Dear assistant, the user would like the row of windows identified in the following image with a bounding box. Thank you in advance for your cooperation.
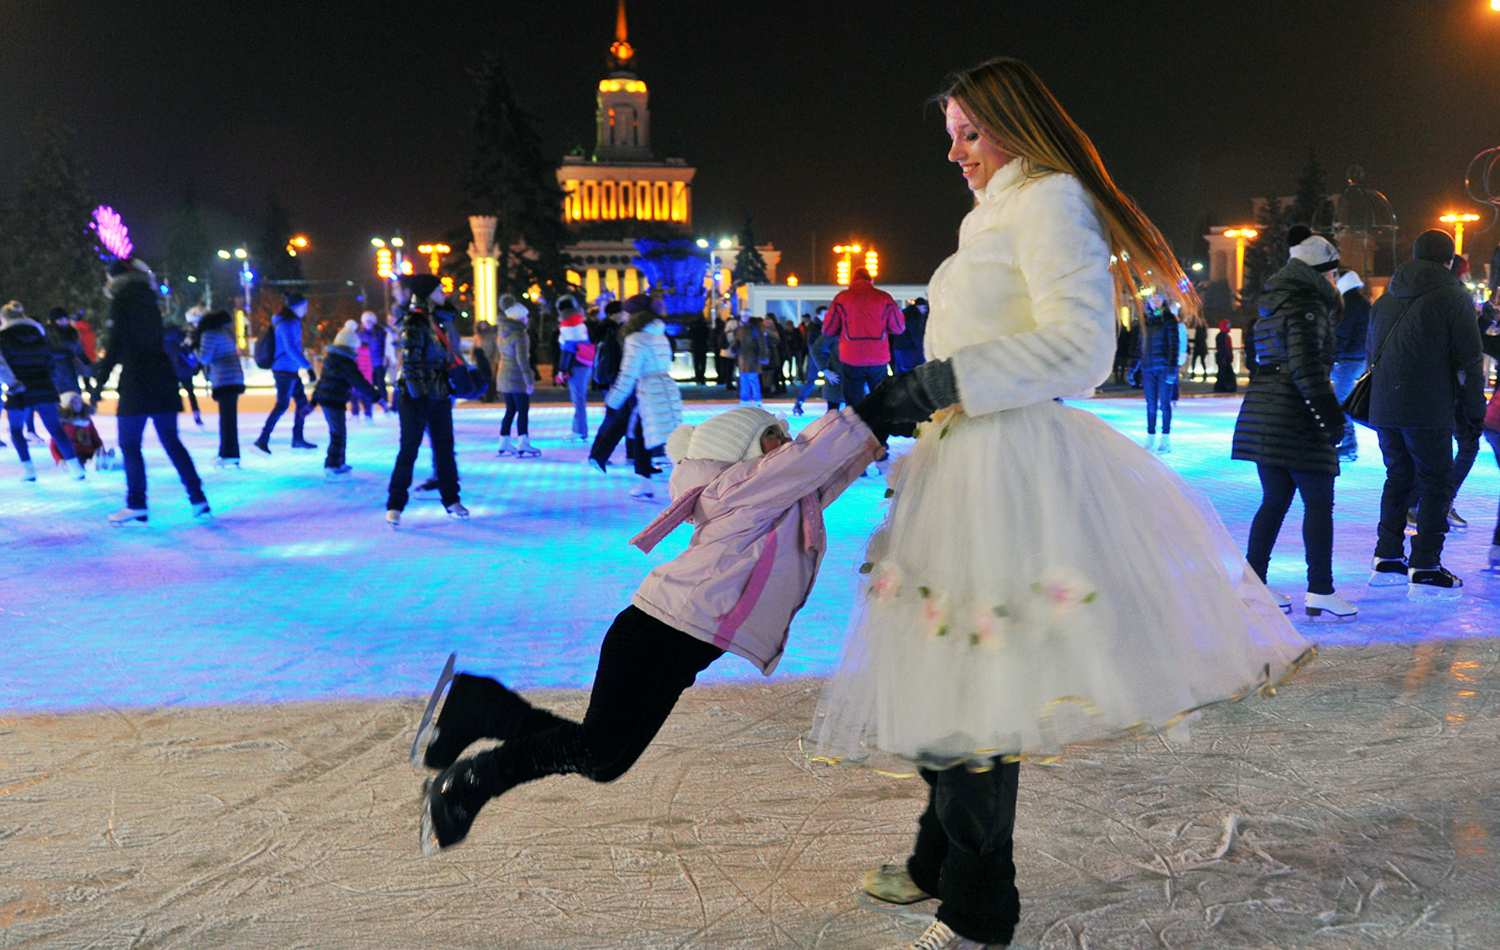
[566,268,645,302]
[563,179,689,223]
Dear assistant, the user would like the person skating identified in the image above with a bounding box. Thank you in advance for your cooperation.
[555,295,595,441]
[253,292,317,455]
[812,59,1312,950]
[1213,318,1238,392]
[1231,229,1357,620]
[93,260,209,524]
[313,321,382,479]
[415,405,884,853]
[385,274,465,525]
[357,311,391,411]
[1136,293,1181,454]
[194,310,245,468]
[604,295,683,499]
[891,297,929,375]
[822,267,905,406]
[494,296,539,458]
[1365,229,1486,599]
[162,312,203,427]
[1330,270,1370,461]
[0,302,86,482]
[46,307,90,398]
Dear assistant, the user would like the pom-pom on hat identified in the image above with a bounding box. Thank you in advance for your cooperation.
[333,320,359,349]
[1336,270,1365,295]
[1288,235,1340,272]
[666,407,788,464]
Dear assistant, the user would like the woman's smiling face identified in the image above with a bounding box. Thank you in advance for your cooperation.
[945,99,1016,191]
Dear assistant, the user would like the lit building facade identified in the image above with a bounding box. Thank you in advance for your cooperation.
[557,1,693,304]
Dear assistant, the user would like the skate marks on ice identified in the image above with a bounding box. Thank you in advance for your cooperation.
[3,642,1500,948]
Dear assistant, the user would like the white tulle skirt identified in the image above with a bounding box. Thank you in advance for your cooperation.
[812,400,1312,768]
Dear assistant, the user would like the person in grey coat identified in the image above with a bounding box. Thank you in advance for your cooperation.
[1365,229,1486,599]
[194,310,245,466]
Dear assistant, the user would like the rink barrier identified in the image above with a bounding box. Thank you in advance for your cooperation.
[801,644,1318,777]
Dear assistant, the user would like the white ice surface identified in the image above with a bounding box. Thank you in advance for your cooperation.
[3,397,1499,948]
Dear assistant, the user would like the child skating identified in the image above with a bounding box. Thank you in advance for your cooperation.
[414,404,885,853]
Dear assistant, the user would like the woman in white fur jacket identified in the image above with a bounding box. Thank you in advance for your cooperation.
[812,59,1312,950]
[605,294,683,500]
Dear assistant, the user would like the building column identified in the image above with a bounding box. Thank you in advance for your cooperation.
[468,215,499,327]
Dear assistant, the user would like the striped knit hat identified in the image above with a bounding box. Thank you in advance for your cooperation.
[666,407,787,464]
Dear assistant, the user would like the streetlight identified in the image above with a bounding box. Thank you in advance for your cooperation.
[1440,212,1480,256]
[216,247,254,350]
[1223,228,1259,301]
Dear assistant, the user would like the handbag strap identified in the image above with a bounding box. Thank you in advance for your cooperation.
[1368,288,1436,371]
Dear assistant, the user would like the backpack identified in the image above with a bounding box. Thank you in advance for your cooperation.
[252,323,277,370]
[592,330,623,388]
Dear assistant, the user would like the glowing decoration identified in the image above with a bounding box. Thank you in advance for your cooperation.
[391,237,404,248]
[91,206,133,260]
[235,248,248,260]
[419,243,451,274]
[371,238,386,248]
[376,247,393,278]
[1223,228,1258,300]
[1440,212,1481,255]
[609,0,634,63]
[400,259,413,276]
[441,277,455,294]
[864,248,879,280]
[832,244,873,285]
[599,79,647,94]
[217,249,232,260]
[786,274,799,287]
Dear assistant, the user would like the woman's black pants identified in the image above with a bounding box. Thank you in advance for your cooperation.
[906,763,1021,946]
[1246,463,1335,594]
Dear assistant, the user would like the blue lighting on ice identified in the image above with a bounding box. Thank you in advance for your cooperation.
[0,397,1493,713]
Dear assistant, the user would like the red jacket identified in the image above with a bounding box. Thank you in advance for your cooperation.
[822,279,904,367]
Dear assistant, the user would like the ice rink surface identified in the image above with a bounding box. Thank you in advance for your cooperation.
[4,396,1500,948]
[2,396,1495,712]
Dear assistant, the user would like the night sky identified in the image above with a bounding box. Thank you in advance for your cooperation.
[3,0,1498,289]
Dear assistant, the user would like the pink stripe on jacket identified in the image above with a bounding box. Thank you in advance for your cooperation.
[630,408,881,674]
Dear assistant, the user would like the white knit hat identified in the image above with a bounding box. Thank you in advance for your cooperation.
[1335,270,1365,294]
[666,407,787,464]
[1289,235,1340,272]
[333,319,359,349]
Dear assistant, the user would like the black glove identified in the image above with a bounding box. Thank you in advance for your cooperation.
[306,369,317,385]
[1307,391,1345,446]
[852,359,959,442]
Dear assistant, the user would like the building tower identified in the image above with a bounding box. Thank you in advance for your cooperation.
[595,0,651,161]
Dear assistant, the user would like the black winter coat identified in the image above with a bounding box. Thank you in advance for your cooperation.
[312,346,378,408]
[0,320,61,409]
[1333,289,1370,361]
[48,324,88,396]
[1136,311,1180,373]
[891,304,928,356]
[1232,259,1344,476]
[397,308,453,399]
[95,273,182,416]
[1365,259,1485,429]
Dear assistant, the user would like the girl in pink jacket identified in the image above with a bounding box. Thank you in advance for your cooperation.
[416,405,884,853]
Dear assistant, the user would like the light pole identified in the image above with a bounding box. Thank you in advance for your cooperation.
[1223,228,1258,302]
[371,237,411,314]
[217,247,253,351]
[1440,213,1480,256]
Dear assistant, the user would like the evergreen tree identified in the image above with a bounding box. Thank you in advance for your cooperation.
[461,50,568,301]
[1240,197,1288,314]
[730,215,769,286]
[254,192,305,287]
[1291,149,1333,229]
[0,118,104,326]
[163,181,215,308]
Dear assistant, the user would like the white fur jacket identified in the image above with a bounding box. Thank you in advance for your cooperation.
[929,158,1117,416]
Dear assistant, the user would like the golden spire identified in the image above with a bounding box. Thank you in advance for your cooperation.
[610,0,634,64]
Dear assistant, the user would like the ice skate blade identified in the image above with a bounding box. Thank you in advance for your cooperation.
[1367,571,1408,587]
[1408,584,1462,602]
[419,780,442,857]
[411,652,456,768]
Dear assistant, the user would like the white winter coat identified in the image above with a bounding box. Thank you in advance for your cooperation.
[607,322,683,449]
[932,158,1117,414]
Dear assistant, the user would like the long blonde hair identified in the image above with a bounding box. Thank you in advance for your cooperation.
[942,58,1195,315]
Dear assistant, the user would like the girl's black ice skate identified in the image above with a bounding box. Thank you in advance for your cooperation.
[420,759,490,855]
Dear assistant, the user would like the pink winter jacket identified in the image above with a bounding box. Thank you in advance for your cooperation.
[630,408,881,674]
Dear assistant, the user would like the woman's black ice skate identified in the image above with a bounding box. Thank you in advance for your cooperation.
[420,759,490,855]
